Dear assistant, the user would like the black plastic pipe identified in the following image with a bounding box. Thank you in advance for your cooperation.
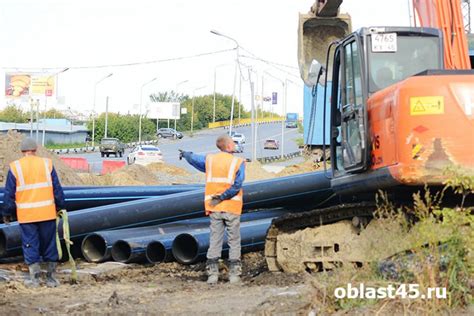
[0,171,333,258]
[172,217,275,264]
[146,238,174,264]
[110,209,286,264]
[0,185,203,212]
[82,217,210,263]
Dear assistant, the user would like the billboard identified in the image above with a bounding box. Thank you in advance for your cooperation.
[5,74,31,98]
[31,76,55,96]
[147,102,181,120]
[5,73,56,98]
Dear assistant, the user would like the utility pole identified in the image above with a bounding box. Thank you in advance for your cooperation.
[42,67,69,146]
[281,80,287,159]
[104,96,109,138]
[210,30,240,134]
[261,73,265,119]
[30,98,34,137]
[92,73,113,147]
[175,80,189,130]
[238,73,242,125]
[35,99,39,143]
[139,77,157,143]
[247,68,257,162]
[191,86,206,136]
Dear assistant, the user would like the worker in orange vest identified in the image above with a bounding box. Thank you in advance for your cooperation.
[180,134,245,284]
[2,137,65,288]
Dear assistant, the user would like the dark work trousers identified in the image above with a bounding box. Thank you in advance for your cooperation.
[19,220,58,265]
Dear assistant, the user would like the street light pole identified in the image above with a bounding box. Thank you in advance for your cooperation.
[210,30,239,134]
[139,77,157,143]
[175,79,189,130]
[281,80,287,159]
[212,64,229,124]
[42,67,69,146]
[104,96,109,138]
[92,73,113,147]
[191,86,206,136]
[247,68,257,162]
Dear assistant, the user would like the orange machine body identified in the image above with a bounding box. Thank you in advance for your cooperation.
[368,73,474,185]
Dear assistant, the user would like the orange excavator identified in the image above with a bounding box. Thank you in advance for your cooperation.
[265,0,474,273]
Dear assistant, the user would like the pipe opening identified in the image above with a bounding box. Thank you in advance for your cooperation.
[172,234,198,264]
[0,231,6,257]
[146,241,166,263]
[111,240,132,263]
[81,234,107,262]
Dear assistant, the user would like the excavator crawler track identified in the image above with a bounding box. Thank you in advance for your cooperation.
[265,202,376,272]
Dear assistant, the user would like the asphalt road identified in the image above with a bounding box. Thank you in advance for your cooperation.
[62,122,302,173]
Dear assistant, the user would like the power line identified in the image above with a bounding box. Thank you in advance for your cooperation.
[2,48,235,70]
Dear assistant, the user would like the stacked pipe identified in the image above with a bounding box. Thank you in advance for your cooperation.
[0,172,334,258]
[0,185,203,212]
[81,209,286,264]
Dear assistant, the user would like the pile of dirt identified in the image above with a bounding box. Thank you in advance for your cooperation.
[78,164,160,186]
[244,159,321,182]
[146,162,191,176]
[0,130,84,185]
[278,158,322,177]
[245,161,276,182]
[78,162,204,186]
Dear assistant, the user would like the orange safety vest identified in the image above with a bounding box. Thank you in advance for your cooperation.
[9,156,57,224]
[204,152,244,215]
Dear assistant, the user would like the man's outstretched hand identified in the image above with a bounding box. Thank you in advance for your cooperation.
[179,149,192,160]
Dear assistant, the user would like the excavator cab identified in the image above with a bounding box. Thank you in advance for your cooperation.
[326,27,444,178]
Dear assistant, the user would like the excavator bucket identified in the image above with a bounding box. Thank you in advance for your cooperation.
[298,0,351,85]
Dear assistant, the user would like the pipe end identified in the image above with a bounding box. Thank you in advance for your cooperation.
[146,241,166,264]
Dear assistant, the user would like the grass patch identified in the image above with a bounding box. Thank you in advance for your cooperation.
[308,167,473,314]
[297,122,304,134]
[295,137,304,148]
[45,142,87,149]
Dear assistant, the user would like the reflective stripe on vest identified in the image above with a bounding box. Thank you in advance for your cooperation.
[14,158,52,192]
[206,156,240,184]
[16,199,54,209]
[205,195,242,201]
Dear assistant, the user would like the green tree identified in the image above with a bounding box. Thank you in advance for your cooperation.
[167,93,250,132]
[87,113,156,143]
[0,105,28,123]
[41,108,66,119]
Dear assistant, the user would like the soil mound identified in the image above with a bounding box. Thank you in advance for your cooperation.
[0,130,84,185]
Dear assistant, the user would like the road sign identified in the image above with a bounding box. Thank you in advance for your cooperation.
[272,92,278,104]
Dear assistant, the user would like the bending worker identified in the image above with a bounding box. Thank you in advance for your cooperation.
[180,134,245,284]
[2,137,65,288]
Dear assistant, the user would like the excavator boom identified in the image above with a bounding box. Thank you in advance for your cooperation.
[413,0,470,69]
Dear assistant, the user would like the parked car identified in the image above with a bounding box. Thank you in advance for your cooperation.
[157,128,183,139]
[99,138,125,158]
[127,145,163,165]
[233,141,244,153]
[263,139,280,150]
[228,131,246,143]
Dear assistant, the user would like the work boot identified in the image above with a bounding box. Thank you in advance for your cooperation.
[24,263,41,288]
[45,262,60,288]
[206,258,219,284]
[228,259,242,284]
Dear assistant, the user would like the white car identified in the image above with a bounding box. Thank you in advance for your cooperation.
[231,132,246,143]
[127,145,163,165]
